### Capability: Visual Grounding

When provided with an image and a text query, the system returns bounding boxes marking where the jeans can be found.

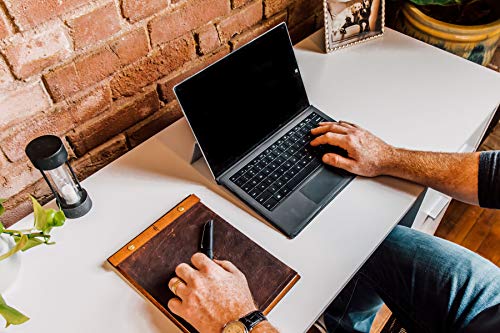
[323,226,500,333]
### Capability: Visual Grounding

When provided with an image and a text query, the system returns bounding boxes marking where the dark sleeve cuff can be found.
[478,151,500,209]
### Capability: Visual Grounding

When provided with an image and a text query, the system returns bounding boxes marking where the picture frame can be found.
[324,0,385,52]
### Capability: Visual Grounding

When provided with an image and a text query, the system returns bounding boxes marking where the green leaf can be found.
[31,196,66,234]
[0,222,4,233]
[21,237,44,252]
[32,196,49,232]
[0,294,29,327]
[0,234,27,261]
[52,210,66,227]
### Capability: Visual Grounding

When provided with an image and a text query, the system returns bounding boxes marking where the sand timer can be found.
[25,135,92,218]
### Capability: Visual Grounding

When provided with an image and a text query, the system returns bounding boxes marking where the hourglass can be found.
[25,135,92,219]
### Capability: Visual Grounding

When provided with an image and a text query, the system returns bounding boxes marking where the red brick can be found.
[315,13,325,30]
[67,90,160,156]
[77,48,120,88]
[67,2,122,49]
[43,63,80,102]
[1,160,41,199]
[44,31,147,101]
[0,7,12,39]
[196,24,221,55]
[1,108,74,162]
[71,134,128,180]
[288,0,322,27]
[217,1,262,42]
[230,11,287,49]
[0,151,7,169]
[149,0,230,46]
[126,101,183,147]
[63,83,112,124]
[263,0,289,18]
[0,179,52,228]
[4,0,89,30]
[289,13,318,44]
[158,45,230,102]
[3,23,72,79]
[232,0,252,9]
[0,82,51,132]
[44,47,120,102]
[121,0,167,23]
[111,34,196,97]
[0,57,13,88]
[110,28,149,66]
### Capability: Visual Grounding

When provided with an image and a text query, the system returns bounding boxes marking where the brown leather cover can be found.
[108,194,300,333]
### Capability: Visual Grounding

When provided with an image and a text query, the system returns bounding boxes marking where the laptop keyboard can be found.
[230,112,341,211]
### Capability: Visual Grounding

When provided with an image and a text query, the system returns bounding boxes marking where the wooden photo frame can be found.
[324,0,385,52]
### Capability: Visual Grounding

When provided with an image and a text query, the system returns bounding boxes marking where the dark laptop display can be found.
[175,23,354,238]
[174,26,309,178]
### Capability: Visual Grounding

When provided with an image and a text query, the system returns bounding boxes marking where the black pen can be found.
[201,219,214,259]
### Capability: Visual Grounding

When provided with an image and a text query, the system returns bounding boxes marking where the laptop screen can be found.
[174,23,309,178]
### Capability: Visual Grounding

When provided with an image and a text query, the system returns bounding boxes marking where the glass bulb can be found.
[46,165,81,205]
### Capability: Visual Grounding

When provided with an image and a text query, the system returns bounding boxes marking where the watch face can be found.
[223,321,247,333]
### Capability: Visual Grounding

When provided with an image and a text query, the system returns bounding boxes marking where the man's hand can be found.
[310,120,480,205]
[167,253,258,333]
[310,121,395,177]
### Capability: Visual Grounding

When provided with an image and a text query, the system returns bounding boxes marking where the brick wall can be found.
[0,0,324,226]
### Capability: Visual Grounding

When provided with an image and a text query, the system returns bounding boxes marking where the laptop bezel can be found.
[173,22,309,182]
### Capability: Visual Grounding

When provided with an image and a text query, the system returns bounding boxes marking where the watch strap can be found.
[239,310,267,332]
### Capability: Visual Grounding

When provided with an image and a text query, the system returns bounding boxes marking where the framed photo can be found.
[324,0,384,52]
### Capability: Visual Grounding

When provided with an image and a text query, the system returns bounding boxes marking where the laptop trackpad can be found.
[300,168,344,204]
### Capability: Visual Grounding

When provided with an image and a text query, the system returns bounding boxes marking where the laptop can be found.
[174,23,354,238]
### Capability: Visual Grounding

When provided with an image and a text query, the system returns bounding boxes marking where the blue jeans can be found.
[324,226,500,333]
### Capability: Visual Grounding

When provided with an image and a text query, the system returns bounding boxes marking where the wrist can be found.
[379,145,402,176]
[222,309,267,333]
[251,320,277,333]
[234,305,258,322]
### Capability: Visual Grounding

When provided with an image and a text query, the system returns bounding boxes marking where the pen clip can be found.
[200,223,206,249]
[200,220,211,249]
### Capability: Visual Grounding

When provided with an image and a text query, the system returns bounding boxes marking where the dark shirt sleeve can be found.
[478,151,500,209]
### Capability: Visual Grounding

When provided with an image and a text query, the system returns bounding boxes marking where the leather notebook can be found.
[108,194,300,332]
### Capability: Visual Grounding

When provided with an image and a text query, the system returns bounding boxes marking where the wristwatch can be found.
[222,310,267,333]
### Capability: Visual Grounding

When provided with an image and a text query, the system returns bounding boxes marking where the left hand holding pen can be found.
[168,253,257,333]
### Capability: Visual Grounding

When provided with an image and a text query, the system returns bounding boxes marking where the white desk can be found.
[3,29,499,333]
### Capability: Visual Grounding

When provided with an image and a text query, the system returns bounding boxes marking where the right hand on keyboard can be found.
[310,121,395,177]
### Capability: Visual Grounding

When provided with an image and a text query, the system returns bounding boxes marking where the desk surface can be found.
[3,29,499,333]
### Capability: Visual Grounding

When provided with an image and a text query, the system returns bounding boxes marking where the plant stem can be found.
[1,231,50,239]
[26,232,50,239]
[1,230,21,236]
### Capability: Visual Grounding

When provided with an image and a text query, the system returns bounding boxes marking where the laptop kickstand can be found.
[191,142,203,164]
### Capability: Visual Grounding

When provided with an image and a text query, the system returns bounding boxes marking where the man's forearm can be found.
[383,149,480,205]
